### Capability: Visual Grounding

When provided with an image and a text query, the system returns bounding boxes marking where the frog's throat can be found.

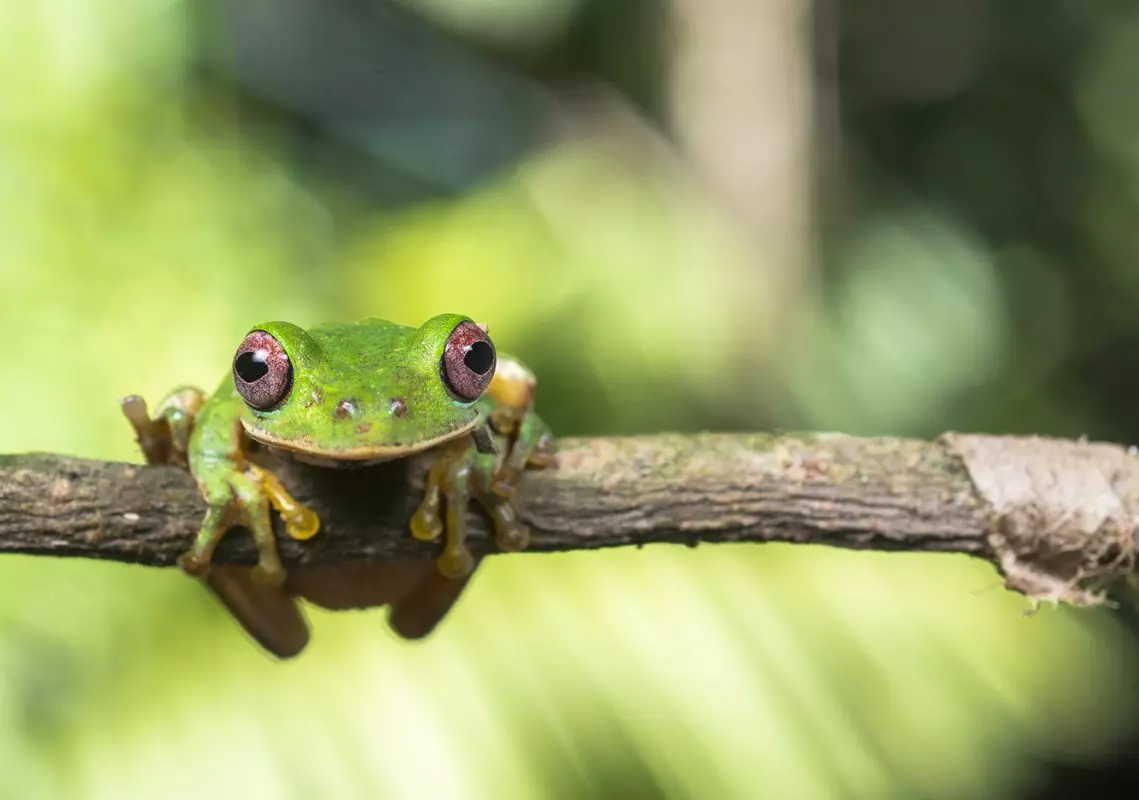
[239,418,481,462]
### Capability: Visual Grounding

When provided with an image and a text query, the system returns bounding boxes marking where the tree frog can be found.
[121,314,554,657]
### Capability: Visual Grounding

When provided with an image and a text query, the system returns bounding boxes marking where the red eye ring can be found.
[233,330,293,411]
[441,321,496,402]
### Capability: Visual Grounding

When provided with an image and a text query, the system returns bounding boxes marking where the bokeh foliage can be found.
[2,0,1139,797]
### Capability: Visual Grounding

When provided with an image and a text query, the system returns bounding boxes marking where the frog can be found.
[121,314,555,658]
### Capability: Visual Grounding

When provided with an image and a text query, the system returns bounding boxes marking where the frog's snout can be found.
[330,396,410,423]
[325,394,423,449]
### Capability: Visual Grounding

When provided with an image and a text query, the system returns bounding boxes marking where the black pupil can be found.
[235,349,270,382]
[464,341,494,375]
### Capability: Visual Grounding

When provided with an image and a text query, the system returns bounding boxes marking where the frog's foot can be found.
[176,551,211,577]
[490,418,557,501]
[121,387,205,468]
[179,465,310,588]
[527,431,558,469]
[477,492,530,552]
[177,502,231,576]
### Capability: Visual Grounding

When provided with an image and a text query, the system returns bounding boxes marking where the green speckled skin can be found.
[122,313,554,657]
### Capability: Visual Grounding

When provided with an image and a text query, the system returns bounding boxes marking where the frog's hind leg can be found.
[125,385,319,658]
[206,565,310,659]
[398,356,557,627]
[388,564,476,640]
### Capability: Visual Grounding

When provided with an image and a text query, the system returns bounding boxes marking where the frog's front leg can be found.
[180,464,279,585]
[123,387,289,577]
[476,355,556,549]
[153,385,321,587]
[188,463,315,659]
[472,409,554,553]
[407,420,552,578]
[180,458,319,587]
[120,387,206,468]
[410,440,478,579]
[410,356,556,579]
[488,409,556,501]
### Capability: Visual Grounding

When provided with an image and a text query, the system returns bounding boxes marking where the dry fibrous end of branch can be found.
[1,432,1137,607]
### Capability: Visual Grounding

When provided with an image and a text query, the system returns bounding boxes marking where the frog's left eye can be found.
[441,321,496,402]
[233,330,293,411]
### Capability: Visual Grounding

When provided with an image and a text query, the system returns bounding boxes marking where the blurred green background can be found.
[3,0,1139,797]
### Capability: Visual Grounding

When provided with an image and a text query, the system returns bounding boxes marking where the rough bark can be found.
[1,432,1137,606]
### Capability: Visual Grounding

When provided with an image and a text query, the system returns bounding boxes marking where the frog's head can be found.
[231,314,496,462]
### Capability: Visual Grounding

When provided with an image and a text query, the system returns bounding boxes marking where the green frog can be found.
[122,314,554,658]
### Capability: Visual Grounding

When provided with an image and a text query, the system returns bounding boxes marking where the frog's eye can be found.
[441,321,496,402]
[233,330,293,411]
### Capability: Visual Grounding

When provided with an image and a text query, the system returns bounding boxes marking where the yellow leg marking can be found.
[248,464,321,541]
[437,454,475,579]
[412,440,478,579]
[410,457,446,542]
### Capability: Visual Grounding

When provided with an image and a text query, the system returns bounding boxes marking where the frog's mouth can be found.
[239,418,481,464]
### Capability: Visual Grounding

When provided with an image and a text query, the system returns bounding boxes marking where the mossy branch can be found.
[2,432,1137,606]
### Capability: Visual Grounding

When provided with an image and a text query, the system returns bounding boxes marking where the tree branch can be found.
[2,432,1137,605]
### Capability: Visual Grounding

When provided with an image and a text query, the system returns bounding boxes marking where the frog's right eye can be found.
[441,320,496,402]
[233,330,293,411]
